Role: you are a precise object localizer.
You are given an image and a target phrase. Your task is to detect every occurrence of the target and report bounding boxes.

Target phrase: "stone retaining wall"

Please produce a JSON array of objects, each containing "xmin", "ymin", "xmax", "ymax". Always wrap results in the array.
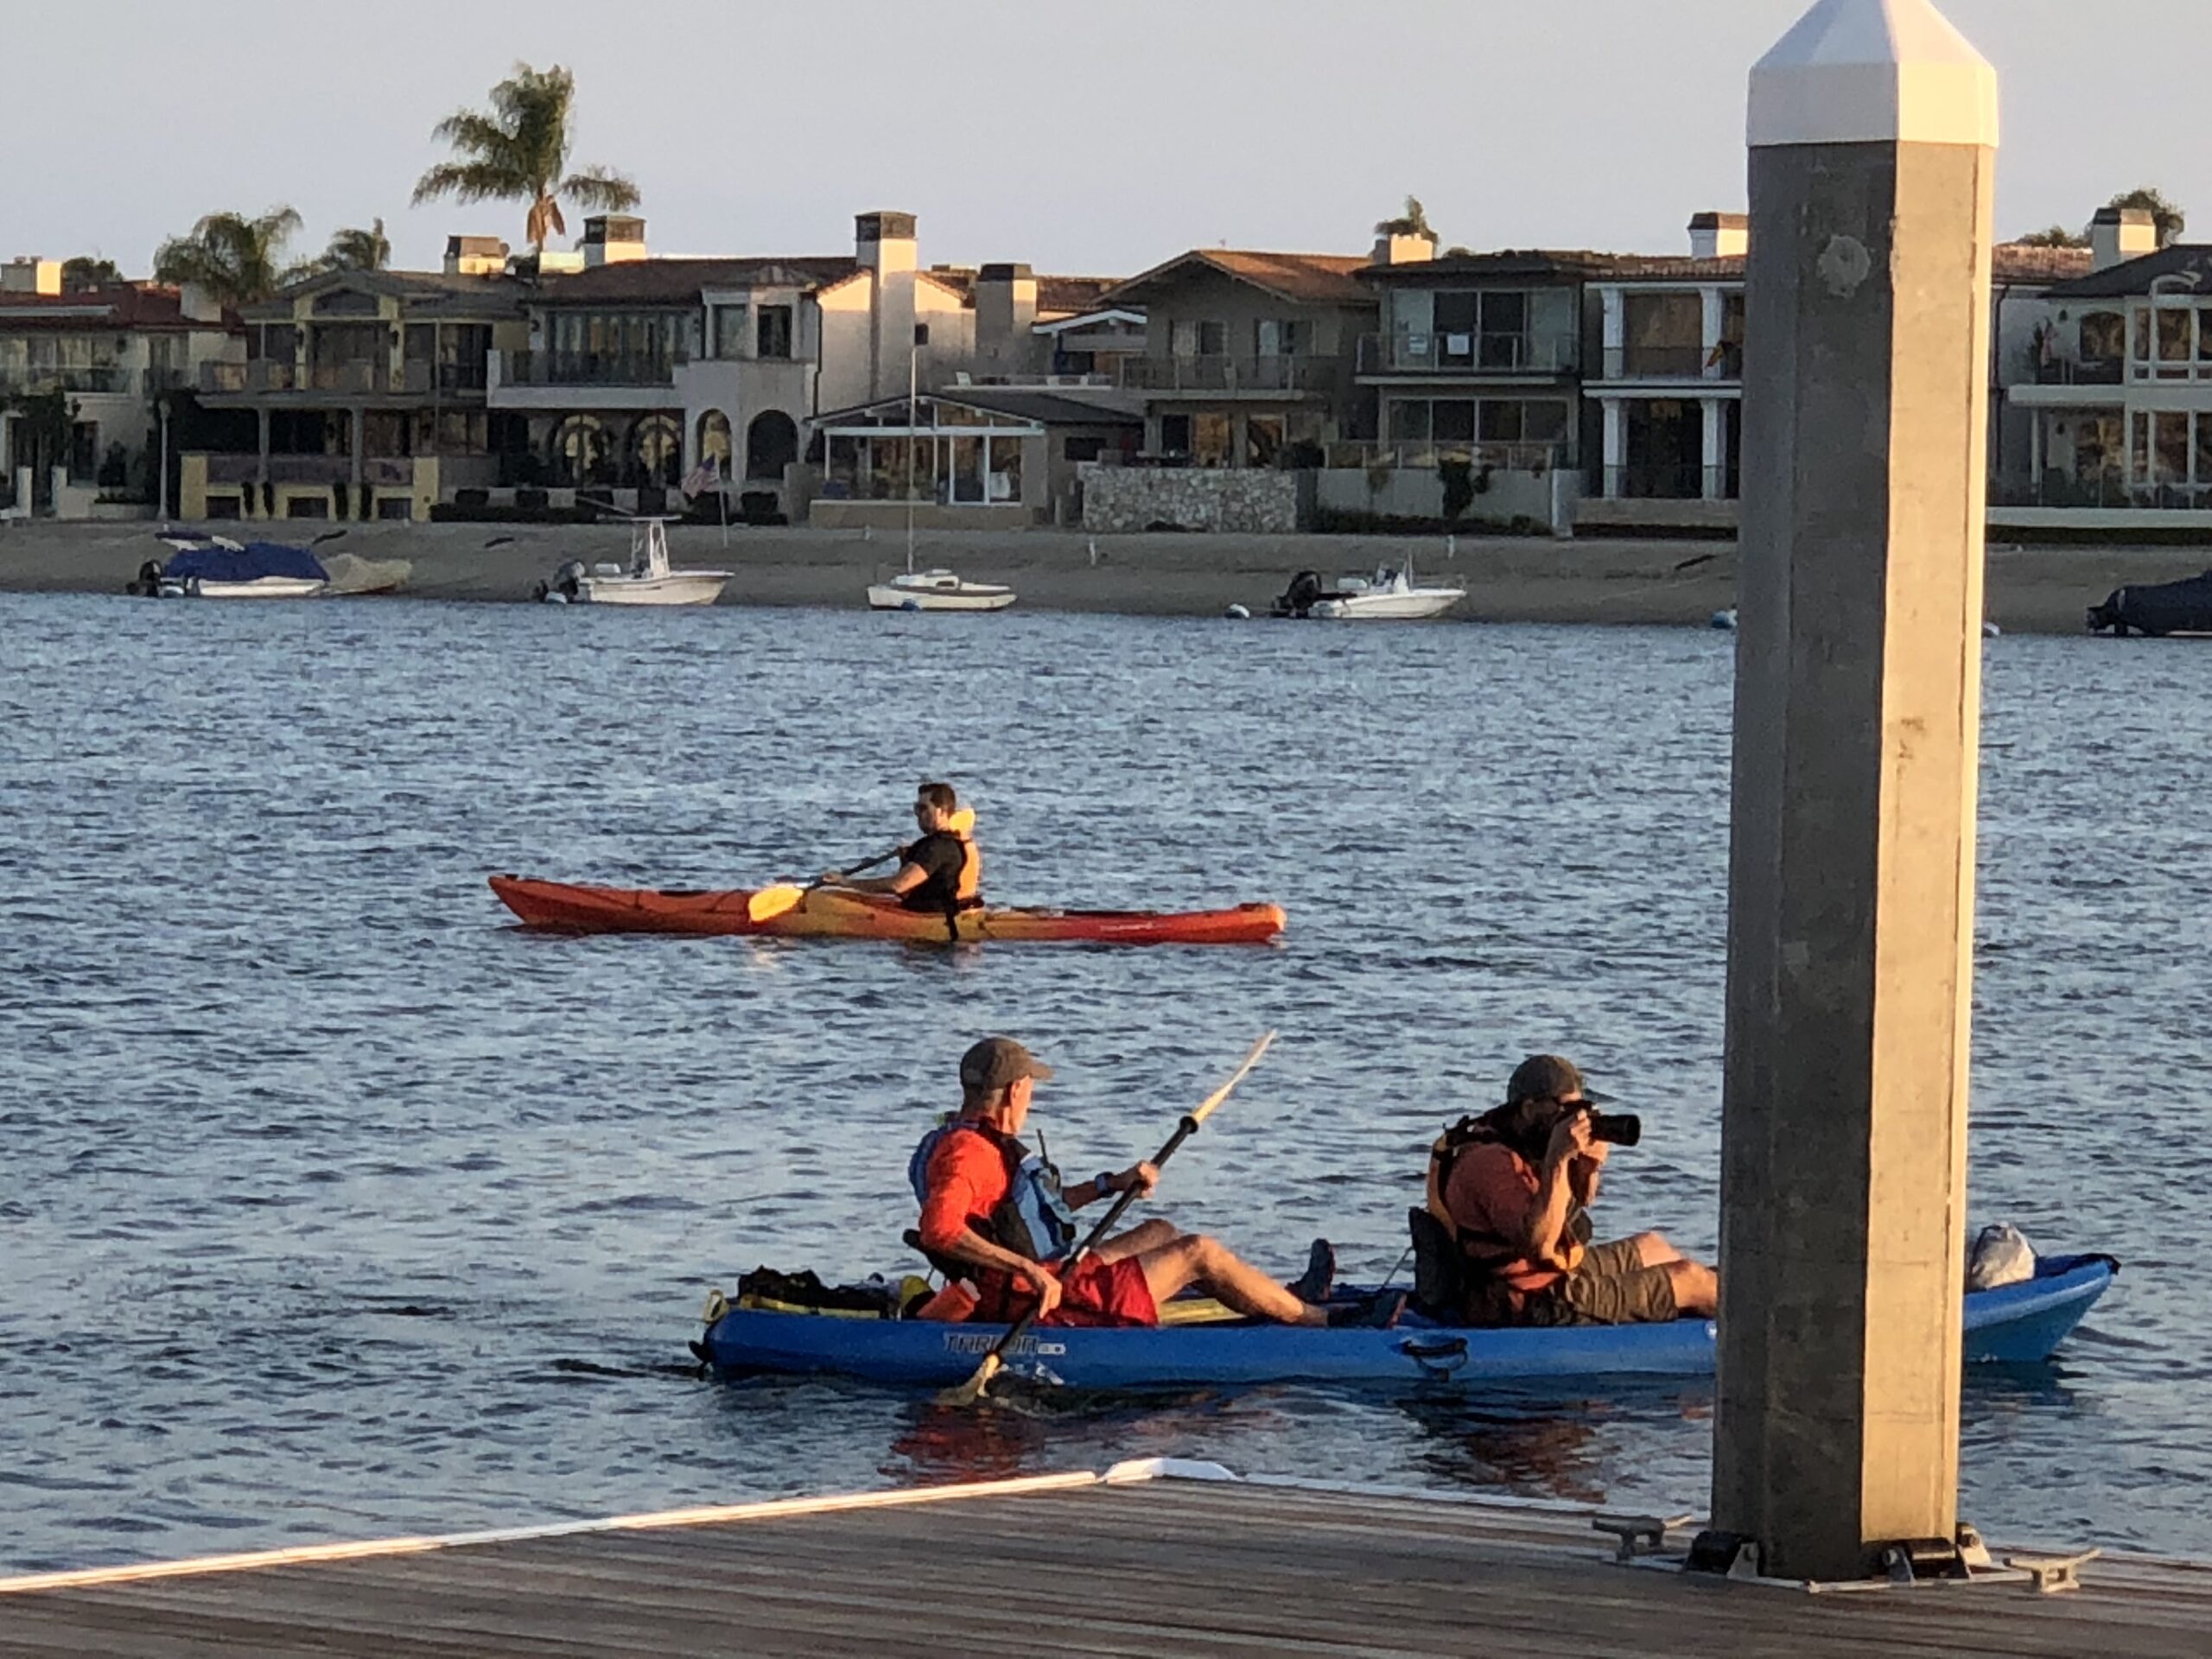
[{"xmin": 1079, "ymin": 465, "xmax": 1302, "ymax": 534}]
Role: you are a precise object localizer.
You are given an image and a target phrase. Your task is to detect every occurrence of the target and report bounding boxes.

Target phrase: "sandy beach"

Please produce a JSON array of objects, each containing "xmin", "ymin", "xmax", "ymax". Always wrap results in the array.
[{"xmin": 0, "ymin": 519, "xmax": 2201, "ymax": 632}]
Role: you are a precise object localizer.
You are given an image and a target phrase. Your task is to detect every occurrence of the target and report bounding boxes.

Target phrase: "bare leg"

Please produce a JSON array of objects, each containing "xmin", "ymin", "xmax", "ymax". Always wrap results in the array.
[
  {"xmin": 1665, "ymin": 1260, "xmax": 1719, "ymax": 1319},
  {"xmin": 1629, "ymin": 1231, "xmax": 1687, "ymax": 1268},
  {"xmin": 1091, "ymin": 1217, "xmax": 1177, "ymax": 1265},
  {"xmin": 1136, "ymin": 1235, "xmax": 1325, "ymax": 1327}
]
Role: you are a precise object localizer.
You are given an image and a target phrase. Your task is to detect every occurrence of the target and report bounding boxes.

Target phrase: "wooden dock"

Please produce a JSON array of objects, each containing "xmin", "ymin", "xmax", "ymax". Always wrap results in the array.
[{"xmin": 3, "ymin": 1464, "xmax": 2205, "ymax": 1657}]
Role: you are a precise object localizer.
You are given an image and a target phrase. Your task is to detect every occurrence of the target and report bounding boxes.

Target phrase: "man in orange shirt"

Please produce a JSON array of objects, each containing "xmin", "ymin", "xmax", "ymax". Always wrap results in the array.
[
  {"xmin": 1421, "ymin": 1055, "xmax": 1716, "ymax": 1326},
  {"xmin": 911, "ymin": 1037, "xmax": 1400, "ymax": 1329}
]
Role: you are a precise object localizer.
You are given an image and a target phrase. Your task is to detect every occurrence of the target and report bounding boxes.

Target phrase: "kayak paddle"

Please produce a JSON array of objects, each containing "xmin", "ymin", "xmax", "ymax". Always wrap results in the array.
[
  {"xmin": 933, "ymin": 1029, "xmax": 1277, "ymax": 1408},
  {"xmin": 745, "ymin": 845, "xmax": 903, "ymax": 923}
]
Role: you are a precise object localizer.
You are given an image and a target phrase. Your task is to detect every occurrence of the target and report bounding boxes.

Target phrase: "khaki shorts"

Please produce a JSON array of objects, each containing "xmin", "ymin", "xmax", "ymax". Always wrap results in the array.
[{"xmin": 1533, "ymin": 1237, "xmax": 1680, "ymax": 1325}]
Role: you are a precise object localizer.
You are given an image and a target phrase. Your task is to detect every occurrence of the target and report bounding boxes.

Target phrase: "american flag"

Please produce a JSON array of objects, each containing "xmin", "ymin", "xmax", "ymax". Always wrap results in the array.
[{"xmin": 681, "ymin": 458, "xmax": 722, "ymax": 499}]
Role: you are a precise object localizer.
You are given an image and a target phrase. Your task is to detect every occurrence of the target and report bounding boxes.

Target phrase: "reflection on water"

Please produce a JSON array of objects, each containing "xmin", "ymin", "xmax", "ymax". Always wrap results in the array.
[{"xmin": 1, "ymin": 593, "xmax": 2207, "ymax": 1569}]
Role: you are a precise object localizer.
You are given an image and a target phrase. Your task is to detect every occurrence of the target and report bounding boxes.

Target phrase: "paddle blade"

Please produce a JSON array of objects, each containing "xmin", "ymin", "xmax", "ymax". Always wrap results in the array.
[
  {"xmin": 1187, "ymin": 1030, "xmax": 1276, "ymax": 1127},
  {"xmin": 745, "ymin": 885, "xmax": 806, "ymax": 923},
  {"xmin": 933, "ymin": 1351, "xmax": 1002, "ymax": 1408}
]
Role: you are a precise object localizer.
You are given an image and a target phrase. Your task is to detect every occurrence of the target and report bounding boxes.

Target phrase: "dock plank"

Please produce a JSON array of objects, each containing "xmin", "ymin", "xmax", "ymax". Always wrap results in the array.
[{"xmin": 1, "ymin": 1478, "xmax": 2199, "ymax": 1658}]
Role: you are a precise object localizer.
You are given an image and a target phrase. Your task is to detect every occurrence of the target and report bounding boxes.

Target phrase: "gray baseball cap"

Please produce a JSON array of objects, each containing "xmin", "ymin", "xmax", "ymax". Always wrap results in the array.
[{"xmin": 960, "ymin": 1036, "xmax": 1055, "ymax": 1098}]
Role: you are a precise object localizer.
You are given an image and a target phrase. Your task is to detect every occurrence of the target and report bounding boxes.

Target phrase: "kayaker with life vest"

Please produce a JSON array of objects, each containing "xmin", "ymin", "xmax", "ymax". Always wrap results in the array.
[
  {"xmin": 1412, "ymin": 1054, "xmax": 1717, "ymax": 1327},
  {"xmin": 820, "ymin": 781, "xmax": 982, "ymax": 917},
  {"xmin": 911, "ymin": 1037, "xmax": 1400, "ymax": 1329}
]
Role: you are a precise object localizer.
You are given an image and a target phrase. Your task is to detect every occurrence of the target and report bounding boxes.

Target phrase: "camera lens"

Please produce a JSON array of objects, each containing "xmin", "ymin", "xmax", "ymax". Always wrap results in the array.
[{"xmin": 1587, "ymin": 1110, "xmax": 1642, "ymax": 1148}]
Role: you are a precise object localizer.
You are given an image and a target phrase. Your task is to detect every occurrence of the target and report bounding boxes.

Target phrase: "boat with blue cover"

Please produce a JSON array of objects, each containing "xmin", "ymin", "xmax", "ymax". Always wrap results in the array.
[
  {"xmin": 699, "ymin": 1254, "xmax": 2115, "ymax": 1391},
  {"xmin": 130, "ymin": 535, "xmax": 329, "ymax": 598}
]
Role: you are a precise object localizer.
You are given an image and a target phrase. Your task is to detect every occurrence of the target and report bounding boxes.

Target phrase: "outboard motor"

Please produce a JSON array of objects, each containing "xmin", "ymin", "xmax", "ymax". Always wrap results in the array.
[
  {"xmin": 125, "ymin": 558, "xmax": 166, "ymax": 598},
  {"xmin": 1274, "ymin": 569, "xmax": 1325, "ymax": 618},
  {"xmin": 543, "ymin": 559, "xmax": 587, "ymax": 603}
]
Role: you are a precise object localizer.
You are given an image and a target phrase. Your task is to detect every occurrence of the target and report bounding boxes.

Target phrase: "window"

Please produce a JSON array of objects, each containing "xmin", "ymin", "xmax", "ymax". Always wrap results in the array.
[
  {"xmin": 1623, "ymin": 292, "xmax": 1703, "ymax": 376},
  {"xmin": 757, "ymin": 305, "xmax": 792, "ymax": 359},
  {"xmin": 1193, "ymin": 411, "xmax": 1231, "ymax": 466},
  {"xmin": 1432, "ymin": 400, "xmax": 1476, "ymax": 442},
  {"xmin": 1197, "ymin": 321, "xmax": 1228, "ymax": 357},
  {"xmin": 1245, "ymin": 416, "xmax": 1284, "ymax": 467},
  {"xmin": 2080, "ymin": 311, "xmax": 2126, "ymax": 362},
  {"xmin": 1160, "ymin": 413, "xmax": 1192, "ymax": 454},
  {"xmin": 1064, "ymin": 435, "xmax": 1105, "ymax": 462},
  {"xmin": 1255, "ymin": 319, "xmax": 1311, "ymax": 357},
  {"xmin": 714, "ymin": 304, "xmax": 748, "ymax": 359},
  {"xmin": 1387, "ymin": 400, "xmax": 1430, "ymax": 441},
  {"xmin": 2158, "ymin": 308, "xmax": 2192, "ymax": 375},
  {"xmin": 2130, "ymin": 410, "xmax": 2152, "ymax": 481},
  {"xmin": 2156, "ymin": 410, "xmax": 2190, "ymax": 483},
  {"xmin": 2198, "ymin": 412, "xmax": 2212, "ymax": 484},
  {"xmin": 68, "ymin": 421, "xmax": 98, "ymax": 482}
]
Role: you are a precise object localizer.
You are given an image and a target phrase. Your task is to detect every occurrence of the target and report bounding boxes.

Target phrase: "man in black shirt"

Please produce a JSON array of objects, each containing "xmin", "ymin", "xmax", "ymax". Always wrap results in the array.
[{"xmin": 823, "ymin": 781, "xmax": 982, "ymax": 914}]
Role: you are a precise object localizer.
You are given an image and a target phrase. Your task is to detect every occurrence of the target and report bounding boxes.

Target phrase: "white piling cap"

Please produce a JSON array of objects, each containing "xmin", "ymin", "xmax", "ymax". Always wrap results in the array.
[{"xmin": 1750, "ymin": 0, "xmax": 1998, "ymax": 150}]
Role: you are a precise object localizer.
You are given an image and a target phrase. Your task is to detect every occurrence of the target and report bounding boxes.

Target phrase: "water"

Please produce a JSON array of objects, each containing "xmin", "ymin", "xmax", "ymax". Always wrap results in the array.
[{"xmin": 1, "ymin": 592, "xmax": 2205, "ymax": 1572}]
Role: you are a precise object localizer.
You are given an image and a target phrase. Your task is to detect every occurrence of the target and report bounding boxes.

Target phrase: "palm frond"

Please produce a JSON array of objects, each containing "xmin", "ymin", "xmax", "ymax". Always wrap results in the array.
[
  {"xmin": 414, "ymin": 161, "xmax": 528, "ymax": 207},
  {"xmin": 561, "ymin": 167, "xmax": 640, "ymax": 213}
]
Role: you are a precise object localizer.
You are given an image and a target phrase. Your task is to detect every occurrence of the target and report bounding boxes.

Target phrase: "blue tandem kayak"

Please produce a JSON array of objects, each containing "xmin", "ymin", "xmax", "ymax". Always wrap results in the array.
[{"xmin": 700, "ymin": 1254, "xmax": 2115, "ymax": 1391}]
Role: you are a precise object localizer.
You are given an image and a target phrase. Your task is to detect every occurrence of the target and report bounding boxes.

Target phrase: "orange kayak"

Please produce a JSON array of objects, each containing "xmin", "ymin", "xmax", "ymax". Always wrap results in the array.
[{"xmin": 488, "ymin": 875, "xmax": 1287, "ymax": 945}]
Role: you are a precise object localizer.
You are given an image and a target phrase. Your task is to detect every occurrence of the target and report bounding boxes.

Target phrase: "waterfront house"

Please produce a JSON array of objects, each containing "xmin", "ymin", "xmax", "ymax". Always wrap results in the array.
[
  {"xmin": 178, "ymin": 239, "xmax": 528, "ymax": 523},
  {"xmin": 0, "ymin": 257, "xmax": 241, "ymax": 518},
  {"xmin": 1993, "ymin": 207, "xmax": 2212, "ymax": 530},
  {"xmin": 1101, "ymin": 248, "xmax": 1377, "ymax": 467},
  {"xmin": 808, "ymin": 385, "xmax": 1141, "ymax": 526}
]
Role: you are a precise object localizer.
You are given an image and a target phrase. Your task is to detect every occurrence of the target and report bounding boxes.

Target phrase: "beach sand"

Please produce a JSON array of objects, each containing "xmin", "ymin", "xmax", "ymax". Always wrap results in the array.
[{"xmin": 1, "ymin": 519, "xmax": 2200, "ymax": 632}]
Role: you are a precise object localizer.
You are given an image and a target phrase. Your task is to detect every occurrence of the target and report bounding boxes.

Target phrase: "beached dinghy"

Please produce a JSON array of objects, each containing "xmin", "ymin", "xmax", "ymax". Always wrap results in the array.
[
  {"xmin": 699, "ymin": 1255, "xmax": 2115, "ymax": 1390},
  {"xmin": 489, "ymin": 875, "xmax": 1286, "ymax": 944}
]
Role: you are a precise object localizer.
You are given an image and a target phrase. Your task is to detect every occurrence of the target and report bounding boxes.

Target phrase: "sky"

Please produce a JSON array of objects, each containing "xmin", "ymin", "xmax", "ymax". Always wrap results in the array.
[{"xmin": 6, "ymin": 0, "xmax": 2202, "ymax": 279}]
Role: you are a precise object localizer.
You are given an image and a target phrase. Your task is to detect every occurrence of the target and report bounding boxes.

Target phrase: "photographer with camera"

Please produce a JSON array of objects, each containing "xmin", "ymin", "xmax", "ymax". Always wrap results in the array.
[{"xmin": 1411, "ymin": 1054, "xmax": 1717, "ymax": 1327}]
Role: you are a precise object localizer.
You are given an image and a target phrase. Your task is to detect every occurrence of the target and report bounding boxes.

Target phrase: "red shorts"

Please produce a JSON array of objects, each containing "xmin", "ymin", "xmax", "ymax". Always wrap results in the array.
[{"xmin": 1040, "ymin": 1255, "xmax": 1158, "ymax": 1328}]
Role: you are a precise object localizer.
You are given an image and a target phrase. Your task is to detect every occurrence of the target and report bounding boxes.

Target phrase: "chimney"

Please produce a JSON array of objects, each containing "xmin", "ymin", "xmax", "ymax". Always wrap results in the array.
[
  {"xmin": 179, "ymin": 283, "xmax": 222, "ymax": 323},
  {"xmin": 2090, "ymin": 206, "xmax": 2158, "ymax": 272},
  {"xmin": 858, "ymin": 211, "xmax": 920, "ymax": 399},
  {"xmin": 1688, "ymin": 211, "xmax": 1750, "ymax": 259},
  {"xmin": 444, "ymin": 235, "xmax": 512, "ymax": 277},
  {"xmin": 976, "ymin": 262, "xmax": 1039, "ymax": 372},
  {"xmin": 1370, "ymin": 232, "xmax": 1437, "ymax": 267},
  {"xmin": 582, "ymin": 215, "xmax": 647, "ymax": 267},
  {"xmin": 2, "ymin": 257, "xmax": 62, "ymax": 296}
]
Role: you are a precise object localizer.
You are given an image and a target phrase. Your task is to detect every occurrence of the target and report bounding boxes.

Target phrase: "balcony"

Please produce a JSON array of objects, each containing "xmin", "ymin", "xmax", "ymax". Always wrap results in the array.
[
  {"xmin": 499, "ymin": 348, "xmax": 683, "ymax": 389},
  {"xmin": 198, "ymin": 359, "xmax": 480, "ymax": 397},
  {"xmin": 2033, "ymin": 356, "xmax": 2126, "ymax": 386},
  {"xmin": 1332, "ymin": 440, "xmax": 1577, "ymax": 473},
  {"xmin": 1356, "ymin": 332, "xmax": 1579, "ymax": 375},
  {"xmin": 0, "ymin": 364, "xmax": 137, "ymax": 395},
  {"xmin": 204, "ymin": 455, "xmax": 416, "ymax": 486},
  {"xmin": 1117, "ymin": 354, "xmax": 1344, "ymax": 394},
  {"xmin": 1597, "ymin": 343, "xmax": 1740, "ymax": 381}
]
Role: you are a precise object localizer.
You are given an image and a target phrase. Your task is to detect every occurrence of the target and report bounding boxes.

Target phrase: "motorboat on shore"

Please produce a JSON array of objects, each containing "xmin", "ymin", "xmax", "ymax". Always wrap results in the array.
[
  {"xmin": 1272, "ymin": 556, "xmax": 1465, "ymax": 620},
  {"xmin": 697, "ymin": 1253, "xmax": 2115, "ymax": 1390},
  {"xmin": 2088, "ymin": 569, "xmax": 2212, "ymax": 636},
  {"xmin": 537, "ymin": 519, "xmax": 730, "ymax": 607},
  {"xmin": 866, "ymin": 569, "xmax": 1017, "ymax": 612},
  {"xmin": 488, "ymin": 875, "xmax": 1282, "ymax": 944},
  {"xmin": 128, "ymin": 536, "xmax": 329, "ymax": 599}
]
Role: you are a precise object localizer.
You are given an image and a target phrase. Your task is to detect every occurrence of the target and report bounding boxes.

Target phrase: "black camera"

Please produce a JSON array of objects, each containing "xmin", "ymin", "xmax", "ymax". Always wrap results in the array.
[{"xmin": 1582, "ymin": 1107, "xmax": 1642, "ymax": 1147}]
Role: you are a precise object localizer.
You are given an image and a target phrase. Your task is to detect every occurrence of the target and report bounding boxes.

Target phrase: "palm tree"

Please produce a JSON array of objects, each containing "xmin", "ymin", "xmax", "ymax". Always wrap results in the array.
[
  {"xmin": 411, "ymin": 63, "xmax": 639, "ymax": 255},
  {"xmin": 1375, "ymin": 195, "xmax": 1436, "ymax": 241},
  {"xmin": 151, "ymin": 207, "xmax": 308, "ymax": 305},
  {"xmin": 320, "ymin": 219, "xmax": 392, "ymax": 273},
  {"xmin": 2106, "ymin": 187, "xmax": 2186, "ymax": 249}
]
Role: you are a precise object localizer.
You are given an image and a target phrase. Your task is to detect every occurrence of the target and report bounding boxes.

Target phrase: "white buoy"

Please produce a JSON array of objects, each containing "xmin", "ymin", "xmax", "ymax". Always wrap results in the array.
[
  {"xmin": 1088, "ymin": 537, "xmax": 1101, "ymax": 567},
  {"xmin": 1224, "ymin": 603, "xmax": 1251, "ymax": 620},
  {"xmin": 1710, "ymin": 608, "xmax": 1739, "ymax": 631},
  {"xmin": 1982, "ymin": 620, "xmax": 2000, "ymax": 638},
  {"xmin": 1446, "ymin": 533, "xmax": 1457, "ymax": 562}
]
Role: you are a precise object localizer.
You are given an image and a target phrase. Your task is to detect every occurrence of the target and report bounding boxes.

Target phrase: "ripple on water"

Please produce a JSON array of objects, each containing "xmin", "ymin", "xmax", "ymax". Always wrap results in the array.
[{"xmin": 0, "ymin": 594, "xmax": 2206, "ymax": 1569}]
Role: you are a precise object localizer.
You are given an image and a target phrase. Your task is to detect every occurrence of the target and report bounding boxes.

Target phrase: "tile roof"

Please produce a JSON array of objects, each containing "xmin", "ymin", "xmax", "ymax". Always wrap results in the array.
[
  {"xmin": 1037, "ymin": 276, "xmax": 1122, "ymax": 315},
  {"xmin": 1106, "ymin": 250, "xmax": 1372, "ymax": 307},
  {"xmin": 531, "ymin": 257, "xmax": 860, "ymax": 304},
  {"xmin": 0, "ymin": 283, "xmax": 238, "ymax": 332},
  {"xmin": 2022, "ymin": 245, "xmax": 2179, "ymax": 296}
]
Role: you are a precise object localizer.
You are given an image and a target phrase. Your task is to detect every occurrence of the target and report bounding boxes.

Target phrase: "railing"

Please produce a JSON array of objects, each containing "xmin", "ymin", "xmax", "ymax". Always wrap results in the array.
[
  {"xmin": 203, "ymin": 455, "xmax": 415, "ymax": 486},
  {"xmin": 201, "ymin": 360, "xmax": 294, "ymax": 393},
  {"xmin": 1594, "ymin": 463, "xmax": 1739, "ymax": 500},
  {"xmin": 1989, "ymin": 469, "xmax": 2212, "ymax": 510},
  {"xmin": 1331, "ymin": 440, "xmax": 1577, "ymax": 473},
  {"xmin": 1356, "ymin": 332, "xmax": 1579, "ymax": 374},
  {"xmin": 0, "ymin": 365, "xmax": 136, "ymax": 394},
  {"xmin": 1597, "ymin": 344, "xmax": 1740, "ymax": 380},
  {"xmin": 196, "ymin": 359, "xmax": 484, "ymax": 395},
  {"xmin": 2032, "ymin": 357, "xmax": 2126, "ymax": 386},
  {"xmin": 499, "ymin": 348, "xmax": 684, "ymax": 388},
  {"xmin": 1117, "ymin": 353, "xmax": 1344, "ymax": 392}
]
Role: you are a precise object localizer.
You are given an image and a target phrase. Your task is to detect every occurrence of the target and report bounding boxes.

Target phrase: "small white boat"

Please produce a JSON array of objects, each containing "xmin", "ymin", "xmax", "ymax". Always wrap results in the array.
[
  {"xmin": 541, "ymin": 519, "xmax": 730, "ymax": 607},
  {"xmin": 1303, "ymin": 557, "xmax": 1465, "ymax": 620},
  {"xmin": 194, "ymin": 575, "xmax": 329, "ymax": 599},
  {"xmin": 866, "ymin": 569, "xmax": 1017, "ymax": 612}
]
